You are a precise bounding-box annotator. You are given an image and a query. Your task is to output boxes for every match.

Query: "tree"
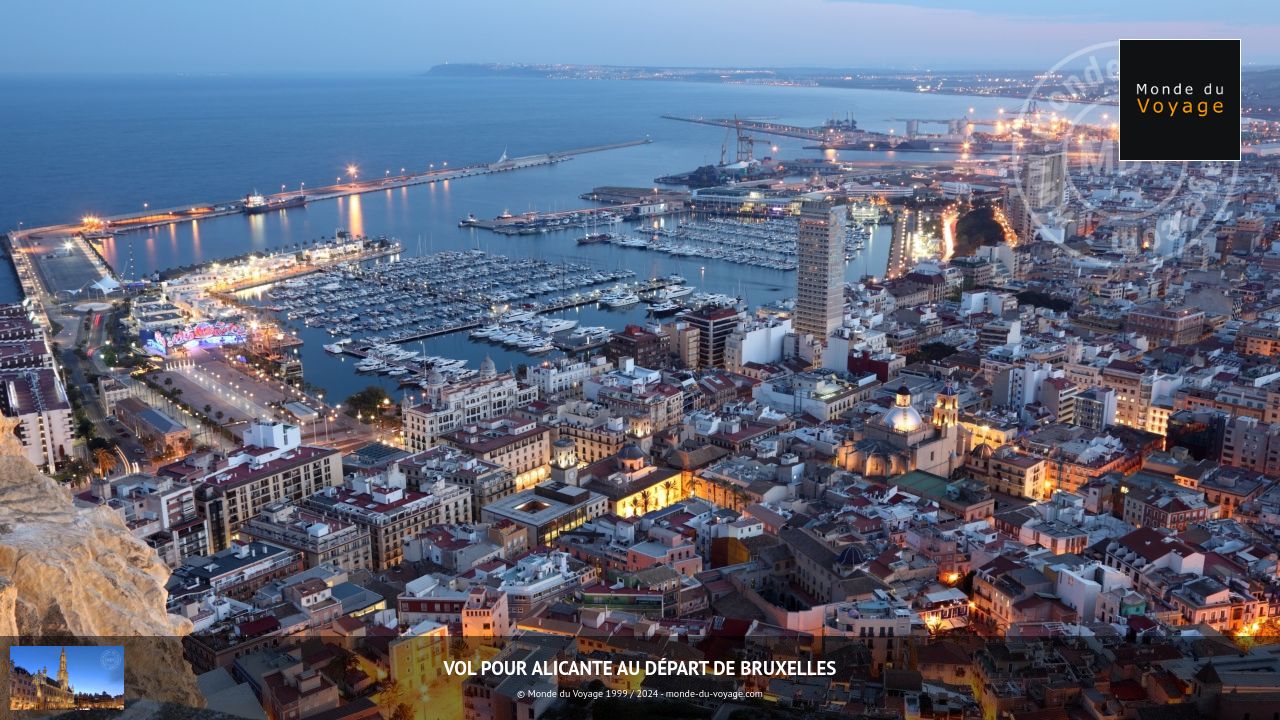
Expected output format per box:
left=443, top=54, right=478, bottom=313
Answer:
left=163, top=377, right=173, bottom=387
left=389, top=704, right=413, bottom=720
left=687, top=476, right=701, bottom=500
left=93, top=447, right=118, bottom=478
left=203, top=404, right=213, bottom=415
left=215, top=410, right=224, bottom=421
left=344, top=385, right=391, bottom=420
left=377, top=679, right=408, bottom=711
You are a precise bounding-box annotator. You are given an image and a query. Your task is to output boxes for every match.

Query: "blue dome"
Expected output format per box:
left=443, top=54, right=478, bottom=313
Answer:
left=837, top=546, right=865, bottom=566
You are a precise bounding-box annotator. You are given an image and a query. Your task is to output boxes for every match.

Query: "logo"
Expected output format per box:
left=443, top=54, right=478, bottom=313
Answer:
left=1011, top=41, right=1239, bottom=251
left=1119, top=39, right=1241, bottom=161
left=100, top=647, right=123, bottom=671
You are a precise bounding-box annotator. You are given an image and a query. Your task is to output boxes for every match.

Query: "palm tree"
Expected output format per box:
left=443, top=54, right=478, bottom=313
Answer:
left=664, top=479, right=679, bottom=505
left=93, top=447, right=118, bottom=478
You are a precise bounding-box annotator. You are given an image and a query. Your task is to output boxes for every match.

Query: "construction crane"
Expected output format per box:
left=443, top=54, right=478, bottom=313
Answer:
left=735, top=116, right=754, bottom=164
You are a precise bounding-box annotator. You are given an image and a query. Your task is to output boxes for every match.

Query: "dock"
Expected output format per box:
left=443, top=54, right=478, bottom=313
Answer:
left=8, top=138, right=656, bottom=301
left=209, top=241, right=404, bottom=294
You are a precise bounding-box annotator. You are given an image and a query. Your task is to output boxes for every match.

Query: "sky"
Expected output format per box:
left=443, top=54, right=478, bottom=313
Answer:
left=2, top=1, right=1277, bottom=75
left=9, top=646, right=125, bottom=696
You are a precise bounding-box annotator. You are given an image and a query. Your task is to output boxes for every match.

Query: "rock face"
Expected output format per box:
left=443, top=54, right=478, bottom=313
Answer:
left=0, top=417, right=202, bottom=707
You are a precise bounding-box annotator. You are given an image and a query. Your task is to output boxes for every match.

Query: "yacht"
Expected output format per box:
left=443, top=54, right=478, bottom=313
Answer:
left=539, top=317, right=578, bottom=333
left=648, top=300, right=681, bottom=316
left=602, top=292, right=640, bottom=308
left=651, top=285, right=694, bottom=301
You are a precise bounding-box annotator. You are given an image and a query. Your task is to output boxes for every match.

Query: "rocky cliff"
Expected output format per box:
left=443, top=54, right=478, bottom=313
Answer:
left=0, top=416, right=202, bottom=707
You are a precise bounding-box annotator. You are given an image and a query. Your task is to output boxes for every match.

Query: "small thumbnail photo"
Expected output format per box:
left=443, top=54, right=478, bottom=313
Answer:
left=9, top=645, right=125, bottom=714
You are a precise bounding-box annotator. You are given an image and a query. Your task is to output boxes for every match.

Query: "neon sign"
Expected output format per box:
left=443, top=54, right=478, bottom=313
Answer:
left=143, top=321, right=247, bottom=356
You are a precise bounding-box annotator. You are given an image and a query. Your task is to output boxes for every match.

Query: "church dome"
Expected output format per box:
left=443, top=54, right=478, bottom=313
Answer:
left=837, top=545, right=866, bottom=566
left=881, top=405, right=923, bottom=432
left=619, top=443, right=647, bottom=460
left=480, top=355, right=497, bottom=378
left=427, top=368, right=445, bottom=386
left=881, top=384, right=923, bottom=432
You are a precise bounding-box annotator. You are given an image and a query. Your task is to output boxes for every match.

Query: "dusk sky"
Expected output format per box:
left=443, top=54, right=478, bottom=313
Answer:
left=3, top=0, right=1277, bottom=74
left=9, top=646, right=124, bottom=696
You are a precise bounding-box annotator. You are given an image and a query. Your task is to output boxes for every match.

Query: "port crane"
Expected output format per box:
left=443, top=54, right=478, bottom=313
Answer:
left=718, top=116, right=755, bottom=166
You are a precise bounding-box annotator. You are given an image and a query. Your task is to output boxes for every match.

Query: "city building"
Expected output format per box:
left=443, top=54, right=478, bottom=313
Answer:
left=523, top=355, right=613, bottom=399
left=80, top=472, right=211, bottom=568
left=238, top=501, right=373, bottom=571
left=438, top=415, right=552, bottom=492
left=399, top=445, right=516, bottom=521
left=795, top=200, right=845, bottom=341
left=163, top=421, right=343, bottom=552
left=402, top=365, right=538, bottom=451
left=606, top=324, right=670, bottom=369
left=0, top=367, right=73, bottom=471
left=1124, top=303, right=1206, bottom=346
left=300, top=468, right=471, bottom=569
left=481, top=482, right=608, bottom=546
left=680, top=305, right=745, bottom=370
left=114, top=396, right=191, bottom=457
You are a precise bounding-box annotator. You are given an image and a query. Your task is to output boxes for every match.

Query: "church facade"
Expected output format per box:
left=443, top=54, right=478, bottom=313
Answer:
left=835, top=384, right=964, bottom=479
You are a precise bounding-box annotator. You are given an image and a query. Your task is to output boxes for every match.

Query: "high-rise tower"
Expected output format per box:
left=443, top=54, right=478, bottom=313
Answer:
left=1006, top=149, right=1066, bottom=243
left=795, top=200, right=845, bottom=341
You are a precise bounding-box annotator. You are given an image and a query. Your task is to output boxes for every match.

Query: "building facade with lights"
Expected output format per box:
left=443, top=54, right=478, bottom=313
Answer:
left=161, top=420, right=343, bottom=552
left=835, top=384, right=964, bottom=478
left=402, top=363, right=538, bottom=451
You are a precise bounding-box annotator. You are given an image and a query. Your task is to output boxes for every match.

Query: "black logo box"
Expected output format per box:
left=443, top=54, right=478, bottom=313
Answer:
left=1119, top=39, right=1241, bottom=162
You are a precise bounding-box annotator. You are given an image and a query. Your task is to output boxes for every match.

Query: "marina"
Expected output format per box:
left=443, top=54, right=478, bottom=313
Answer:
left=249, top=248, right=703, bottom=364
left=257, top=249, right=638, bottom=344
left=599, top=212, right=880, bottom=270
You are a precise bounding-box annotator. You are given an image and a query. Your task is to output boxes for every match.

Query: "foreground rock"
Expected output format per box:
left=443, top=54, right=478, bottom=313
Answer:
left=0, top=416, right=202, bottom=707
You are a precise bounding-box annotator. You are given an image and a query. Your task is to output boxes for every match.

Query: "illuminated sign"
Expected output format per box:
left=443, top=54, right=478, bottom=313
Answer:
left=143, top=321, right=247, bottom=356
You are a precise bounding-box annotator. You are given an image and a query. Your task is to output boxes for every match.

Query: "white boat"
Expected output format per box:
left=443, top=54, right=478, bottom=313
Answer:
left=323, top=343, right=346, bottom=354
left=652, top=285, right=694, bottom=301
left=603, top=292, right=640, bottom=308
left=648, top=300, right=681, bottom=315
left=539, top=317, right=578, bottom=333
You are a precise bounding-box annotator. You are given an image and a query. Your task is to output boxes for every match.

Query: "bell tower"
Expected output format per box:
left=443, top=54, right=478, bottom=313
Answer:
left=550, top=437, right=579, bottom=486
left=932, top=382, right=959, bottom=432
left=57, top=647, right=69, bottom=690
